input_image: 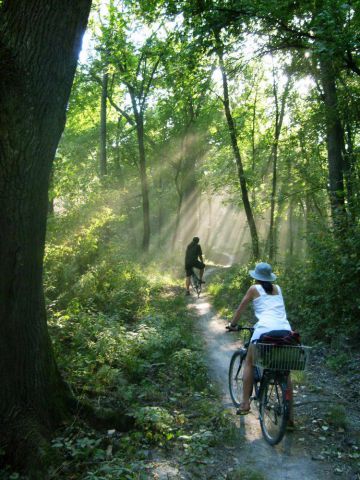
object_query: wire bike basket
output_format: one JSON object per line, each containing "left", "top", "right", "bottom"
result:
{"left": 253, "top": 343, "right": 311, "bottom": 371}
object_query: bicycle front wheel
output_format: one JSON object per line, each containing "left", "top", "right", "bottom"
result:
{"left": 259, "top": 375, "right": 289, "bottom": 445}
{"left": 229, "top": 351, "right": 246, "bottom": 407}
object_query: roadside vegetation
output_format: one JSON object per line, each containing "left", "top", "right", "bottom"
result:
{"left": 0, "top": 196, "right": 236, "bottom": 480}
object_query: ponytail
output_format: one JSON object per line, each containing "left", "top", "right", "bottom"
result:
{"left": 259, "top": 280, "right": 273, "bottom": 294}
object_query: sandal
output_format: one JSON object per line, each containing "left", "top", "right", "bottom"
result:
{"left": 236, "top": 404, "right": 250, "bottom": 415}
{"left": 286, "top": 420, "right": 296, "bottom": 431}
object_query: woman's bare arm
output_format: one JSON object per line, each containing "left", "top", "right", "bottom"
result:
{"left": 230, "top": 285, "right": 257, "bottom": 327}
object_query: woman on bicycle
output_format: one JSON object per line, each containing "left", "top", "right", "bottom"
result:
{"left": 228, "top": 262, "right": 294, "bottom": 418}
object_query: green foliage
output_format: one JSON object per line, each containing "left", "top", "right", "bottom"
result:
{"left": 170, "top": 348, "right": 209, "bottom": 389}
{"left": 325, "top": 405, "right": 348, "bottom": 430}
{"left": 43, "top": 196, "right": 234, "bottom": 478}
{"left": 207, "top": 264, "right": 253, "bottom": 322}
{"left": 282, "top": 225, "right": 360, "bottom": 343}
{"left": 226, "top": 467, "right": 265, "bottom": 480}
{"left": 325, "top": 352, "right": 349, "bottom": 371}
{"left": 208, "top": 229, "right": 360, "bottom": 345}
{"left": 134, "top": 406, "right": 175, "bottom": 443}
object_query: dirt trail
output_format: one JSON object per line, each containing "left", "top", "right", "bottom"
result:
{"left": 191, "top": 275, "right": 334, "bottom": 480}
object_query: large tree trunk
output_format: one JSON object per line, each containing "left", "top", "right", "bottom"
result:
{"left": 268, "top": 74, "right": 290, "bottom": 261}
{"left": 251, "top": 85, "right": 259, "bottom": 205}
{"left": 216, "top": 38, "right": 259, "bottom": 259}
{"left": 138, "top": 124, "right": 151, "bottom": 252}
{"left": 318, "top": 56, "right": 347, "bottom": 231}
{"left": 0, "top": 0, "right": 92, "bottom": 471}
{"left": 133, "top": 106, "right": 151, "bottom": 252}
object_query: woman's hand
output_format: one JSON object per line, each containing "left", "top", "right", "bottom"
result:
{"left": 226, "top": 323, "right": 239, "bottom": 332}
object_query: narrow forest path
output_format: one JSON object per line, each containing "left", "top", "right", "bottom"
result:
{"left": 187, "top": 266, "right": 338, "bottom": 480}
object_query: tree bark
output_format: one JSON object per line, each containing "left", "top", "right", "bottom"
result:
{"left": 137, "top": 115, "right": 151, "bottom": 252}
{"left": 0, "top": 0, "right": 92, "bottom": 471}
{"left": 129, "top": 90, "right": 151, "bottom": 252}
{"left": 251, "top": 85, "right": 259, "bottom": 205}
{"left": 318, "top": 56, "right": 347, "bottom": 231}
{"left": 268, "top": 74, "right": 290, "bottom": 260}
{"left": 343, "top": 122, "right": 357, "bottom": 223}
{"left": 215, "top": 36, "right": 259, "bottom": 259}
{"left": 158, "top": 174, "right": 164, "bottom": 246}
{"left": 99, "top": 70, "right": 108, "bottom": 177}
{"left": 287, "top": 199, "right": 295, "bottom": 258}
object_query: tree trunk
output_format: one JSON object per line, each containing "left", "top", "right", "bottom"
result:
{"left": 138, "top": 118, "right": 151, "bottom": 252}
{"left": 114, "top": 117, "right": 124, "bottom": 186}
{"left": 158, "top": 174, "right": 164, "bottom": 246}
{"left": 251, "top": 86, "right": 258, "bottom": 205}
{"left": 172, "top": 192, "right": 183, "bottom": 249}
{"left": 0, "top": 0, "right": 92, "bottom": 471}
{"left": 343, "top": 122, "right": 357, "bottom": 223}
{"left": 318, "top": 56, "right": 347, "bottom": 231}
{"left": 216, "top": 38, "right": 259, "bottom": 259}
{"left": 99, "top": 70, "right": 108, "bottom": 177}
{"left": 131, "top": 98, "right": 150, "bottom": 252}
{"left": 268, "top": 75, "right": 290, "bottom": 260}
{"left": 287, "top": 199, "right": 294, "bottom": 258}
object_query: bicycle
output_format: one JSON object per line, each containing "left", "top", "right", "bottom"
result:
{"left": 227, "top": 325, "right": 310, "bottom": 445}
{"left": 190, "top": 268, "right": 202, "bottom": 297}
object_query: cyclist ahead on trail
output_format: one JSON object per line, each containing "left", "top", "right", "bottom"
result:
{"left": 185, "top": 236, "right": 205, "bottom": 296}
{"left": 228, "top": 262, "right": 294, "bottom": 421}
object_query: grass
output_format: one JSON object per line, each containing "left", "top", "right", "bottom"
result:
{"left": 226, "top": 466, "right": 266, "bottom": 480}
{"left": 325, "top": 404, "right": 348, "bottom": 430}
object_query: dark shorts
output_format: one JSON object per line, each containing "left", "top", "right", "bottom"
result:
{"left": 185, "top": 260, "right": 205, "bottom": 277}
{"left": 251, "top": 329, "right": 293, "bottom": 344}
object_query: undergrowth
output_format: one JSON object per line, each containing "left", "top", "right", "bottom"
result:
{"left": 2, "top": 199, "right": 235, "bottom": 479}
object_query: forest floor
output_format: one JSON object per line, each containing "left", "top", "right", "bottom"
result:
{"left": 150, "top": 269, "right": 360, "bottom": 480}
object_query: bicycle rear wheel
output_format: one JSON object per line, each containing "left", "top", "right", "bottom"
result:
{"left": 191, "top": 273, "right": 201, "bottom": 297}
{"left": 259, "top": 375, "right": 289, "bottom": 445}
{"left": 229, "top": 350, "right": 246, "bottom": 407}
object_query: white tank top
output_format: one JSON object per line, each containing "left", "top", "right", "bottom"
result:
{"left": 251, "top": 284, "right": 291, "bottom": 341}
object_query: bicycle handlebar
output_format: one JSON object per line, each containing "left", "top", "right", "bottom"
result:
{"left": 226, "top": 324, "right": 254, "bottom": 333}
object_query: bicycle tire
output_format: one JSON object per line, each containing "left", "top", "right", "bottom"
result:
{"left": 191, "top": 272, "right": 201, "bottom": 297}
{"left": 259, "top": 375, "right": 289, "bottom": 445}
{"left": 229, "top": 350, "right": 246, "bottom": 407}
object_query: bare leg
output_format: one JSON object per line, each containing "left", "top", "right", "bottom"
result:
{"left": 287, "top": 374, "right": 294, "bottom": 424}
{"left": 199, "top": 268, "right": 204, "bottom": 281}
{"left": 239, "top": 345, "right": 254, "bottom": 410}
{"left": 185, "top": 276, "right": 191, "bottom": 292}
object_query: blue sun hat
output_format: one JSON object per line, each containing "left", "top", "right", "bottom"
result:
{"left": 249, "top": 262, "right": 277, "bottom": 282}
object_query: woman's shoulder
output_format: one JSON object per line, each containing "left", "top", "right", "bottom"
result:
{"left": 249, "top": 284, "right": 261, "bottom": 298}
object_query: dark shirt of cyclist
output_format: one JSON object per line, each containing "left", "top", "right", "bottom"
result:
{"left": 184, "top": 236, "right": 205, "bottom": 295}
